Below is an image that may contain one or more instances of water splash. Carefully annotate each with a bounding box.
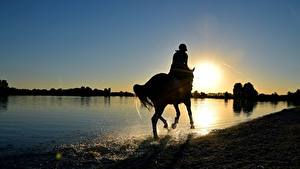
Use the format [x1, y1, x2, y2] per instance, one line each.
[135, 97, 142, 120]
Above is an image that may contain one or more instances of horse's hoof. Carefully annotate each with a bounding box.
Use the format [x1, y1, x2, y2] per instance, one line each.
[190, 125, 195, 129]
[172, 123, 177, 129]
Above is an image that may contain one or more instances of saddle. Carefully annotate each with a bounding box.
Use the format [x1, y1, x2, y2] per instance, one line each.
[169, 68, 194, 93]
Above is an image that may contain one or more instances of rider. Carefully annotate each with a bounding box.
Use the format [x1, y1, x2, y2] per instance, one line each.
[169, 43, 194, 94]
[169, 43, 193, 79]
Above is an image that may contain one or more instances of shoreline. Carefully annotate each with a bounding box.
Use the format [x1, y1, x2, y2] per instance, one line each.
[1, 107, 299, 168]
[112, 107, 300, 169]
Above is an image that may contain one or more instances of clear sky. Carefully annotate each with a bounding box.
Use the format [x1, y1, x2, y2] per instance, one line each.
[0, 0, 299, 94]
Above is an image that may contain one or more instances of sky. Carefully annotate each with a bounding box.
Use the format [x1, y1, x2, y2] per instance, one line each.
[0, 0, 300, 94]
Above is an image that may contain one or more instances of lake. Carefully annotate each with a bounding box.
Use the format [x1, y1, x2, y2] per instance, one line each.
[0, 96, 294, 155]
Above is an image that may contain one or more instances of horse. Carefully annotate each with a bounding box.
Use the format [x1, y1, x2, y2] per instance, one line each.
[133, 69, 195, 139]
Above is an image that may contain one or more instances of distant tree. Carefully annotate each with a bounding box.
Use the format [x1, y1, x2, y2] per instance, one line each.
[104, 88, 111, 96]
[270, 92, 279, 101]
[224, 91, 230, 99]
[0, 80, 9, 96]
[0, 80, 9, 88]
[243, 82, 258, 99]
[85, 87, 92, 95]
[192, 90, 200, 98]
[192, 91, 208, 98]
[295, 89, 300, 96]
[233, 82, 258, 99]
[199, 92, 206, 98]
[233, 83, 243, 98]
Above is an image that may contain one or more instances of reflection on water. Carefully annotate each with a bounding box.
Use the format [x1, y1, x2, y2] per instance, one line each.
[287, 100, 300, 107]
[193, 102, 218, 135]
[0, 96, 294, 155]
[104, 96, 111, 107]
[80, 96, 91, 107]
[189, 99, 293, 136]
[233, 99, 257, 116]
[0, 96, 8, 112]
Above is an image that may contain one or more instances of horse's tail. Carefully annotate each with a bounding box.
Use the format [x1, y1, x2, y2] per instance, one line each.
[133, 84, 153, 110]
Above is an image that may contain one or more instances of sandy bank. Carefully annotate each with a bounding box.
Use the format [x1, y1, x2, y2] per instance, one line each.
[113, 107, 300, 169]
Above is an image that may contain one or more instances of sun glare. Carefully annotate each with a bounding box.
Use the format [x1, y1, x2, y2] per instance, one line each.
[193, 62, 221, 92]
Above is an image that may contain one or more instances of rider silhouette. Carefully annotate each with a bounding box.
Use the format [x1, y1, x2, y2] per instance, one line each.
[169, 44, 193, 79]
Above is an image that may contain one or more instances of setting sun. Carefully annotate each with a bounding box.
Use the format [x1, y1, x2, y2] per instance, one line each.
[193, 62, 222, 92]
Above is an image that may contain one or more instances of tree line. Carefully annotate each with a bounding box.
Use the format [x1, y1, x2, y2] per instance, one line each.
[1, 79, 299, 102]
[192, 82, 300, 102]
[0, 80, 134, 97]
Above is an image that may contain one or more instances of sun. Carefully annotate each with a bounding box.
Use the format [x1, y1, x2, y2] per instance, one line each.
[193, 62, 221, 92]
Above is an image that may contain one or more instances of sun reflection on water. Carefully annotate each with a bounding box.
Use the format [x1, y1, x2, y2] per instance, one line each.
[192, 100, 218, 135]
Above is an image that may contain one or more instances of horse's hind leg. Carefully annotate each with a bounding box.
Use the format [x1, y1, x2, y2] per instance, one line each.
[151, 106, 165, 139]
[159, 116, 168, 129]
[172, 104, 180, 129]
[184, 99, 195, 129]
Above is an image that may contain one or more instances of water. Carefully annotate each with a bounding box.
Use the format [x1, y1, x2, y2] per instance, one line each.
[0, 96, 294, 155]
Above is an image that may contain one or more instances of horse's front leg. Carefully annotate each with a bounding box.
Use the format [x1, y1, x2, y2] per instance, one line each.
[172, 104, 180, 129]
[184, 99, 195, 129]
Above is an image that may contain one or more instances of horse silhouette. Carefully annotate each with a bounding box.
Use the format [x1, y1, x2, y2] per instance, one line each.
[133, 69, 195, 139]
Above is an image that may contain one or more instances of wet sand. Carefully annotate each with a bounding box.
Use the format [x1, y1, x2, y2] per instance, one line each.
[1, 107, 299, 169]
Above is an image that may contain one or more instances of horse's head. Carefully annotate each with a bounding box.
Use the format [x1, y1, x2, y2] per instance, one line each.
[189, 67, 195, 79]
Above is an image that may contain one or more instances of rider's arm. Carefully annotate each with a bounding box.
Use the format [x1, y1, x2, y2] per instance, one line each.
[183, 53, 188, 66]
